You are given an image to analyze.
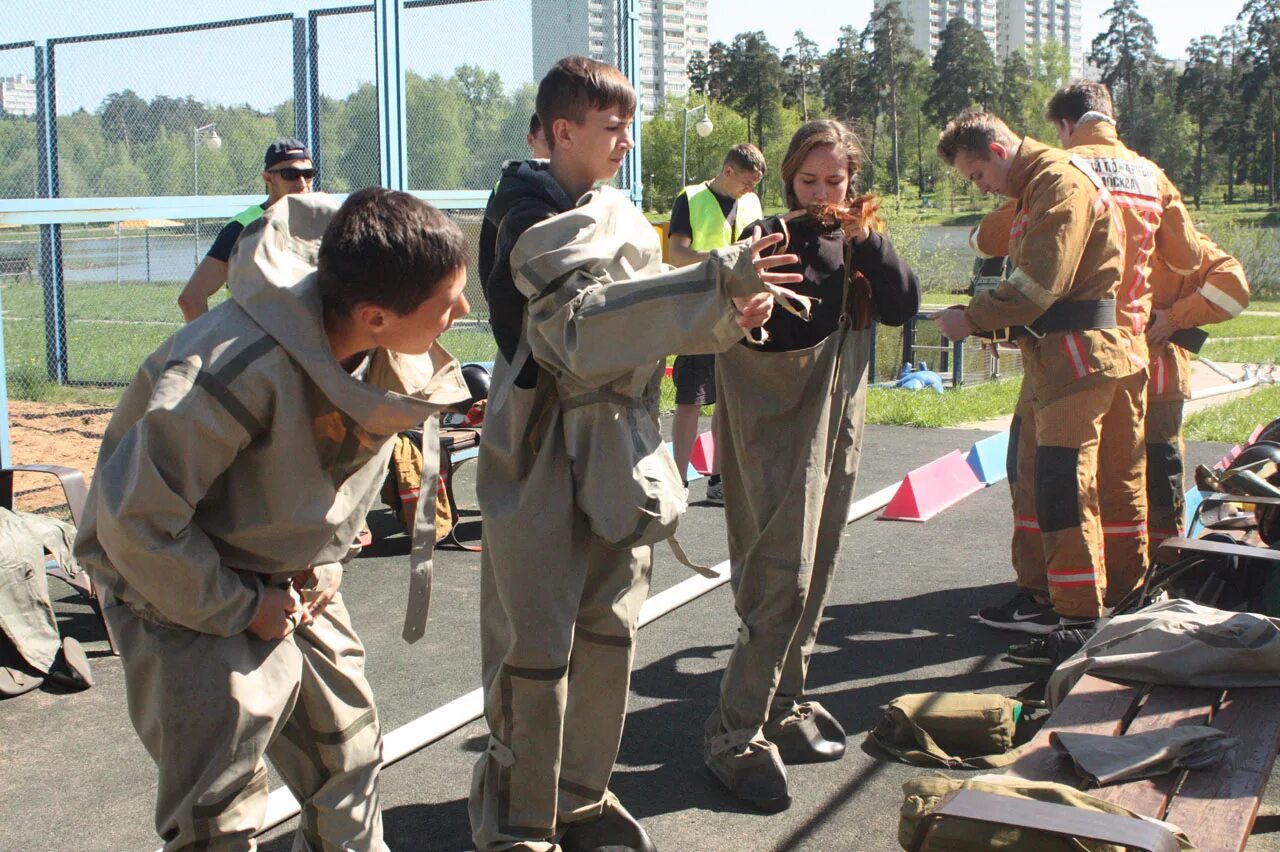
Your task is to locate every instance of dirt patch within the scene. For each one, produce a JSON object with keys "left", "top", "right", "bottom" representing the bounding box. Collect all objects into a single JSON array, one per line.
[{"left": 7, "top": 400, "right": 111, "bottom": 512}]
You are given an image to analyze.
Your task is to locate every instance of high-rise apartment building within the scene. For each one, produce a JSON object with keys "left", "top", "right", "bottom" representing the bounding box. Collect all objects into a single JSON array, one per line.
[
  {"left": 531, "top": 0, "right": 709, "bottom": 115},
  {"left": 998, "top": 0, "right": 1084, "bottom": 79},
  {"left": 0, "top": 74, "right": 36, "bottom": 117},
  {"left": 895, "top": 0, "right": 1000, "bottom": 58},
  {"left": 881, "top": 0, "right": 1083, "bottom": 81}
]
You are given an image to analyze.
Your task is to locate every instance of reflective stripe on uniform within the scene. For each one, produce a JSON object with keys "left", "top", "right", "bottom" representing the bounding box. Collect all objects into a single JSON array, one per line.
[
  {"left": 1201, "top": 282, "right": 1248, "bottom": 317},
  {"left": 1048, "top": 567, "right": 1099, "bottom": 587},
  {"left": 1007, "top": 267, "right": 1057, "bottom": 310}
]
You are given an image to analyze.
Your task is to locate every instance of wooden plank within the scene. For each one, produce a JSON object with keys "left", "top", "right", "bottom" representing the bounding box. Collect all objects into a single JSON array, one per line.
[
  {"left": 1008, "top": 676, "right": 1143, "bottom": 783},
  {"left": 1165, "top": 687, "right": 1280, "bottom": 852},
  {"left": 1088, "top": 686, "right": 1220, "bottom": 818}
]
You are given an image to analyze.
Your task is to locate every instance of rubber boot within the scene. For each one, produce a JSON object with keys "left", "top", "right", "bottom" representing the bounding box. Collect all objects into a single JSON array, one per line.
[
  {"left": 763, "top": 701, "right": 845, "bottom": 764},
  {"left": 559, "top": 794, "right": 656, "bottom": 852},
  {"left": 703, "top": 713, "right": 791, "bottom": 813}
]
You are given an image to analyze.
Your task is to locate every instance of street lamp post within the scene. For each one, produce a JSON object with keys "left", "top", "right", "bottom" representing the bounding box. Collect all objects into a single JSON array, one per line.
[
  {"left": 192, "top": 122, "right": 222, "bottom": 264},
  {"left": 680, "top": 104, "right": 714, "bottom": 188}
]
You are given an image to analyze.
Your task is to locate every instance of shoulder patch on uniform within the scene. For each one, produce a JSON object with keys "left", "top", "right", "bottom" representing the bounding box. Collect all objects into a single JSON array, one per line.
[{"left": 1083, "top": 156, "right": 1159, "bottom": 199}]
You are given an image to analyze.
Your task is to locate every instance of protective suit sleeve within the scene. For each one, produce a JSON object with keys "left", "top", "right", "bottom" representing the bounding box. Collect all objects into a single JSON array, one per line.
[
  {"left": 852, "top": 231, "right": 920, "bottom": 327},
  {"left": 1154, "top": 177, "right": 1203, "bottom": 276},
  {"left": 971, "top": 200, "right": 1015, "bottom": 258},
  {"left": 93, "top": 360, "right": 270, "bottom": 636},
  {"left": 966, "top": 172, "right": 1089, "bottom": 333},
  {"left": 1167, "top": 251, "right": 1250, "bottom": 329},
  {"left": 524, "top": 243, "right": 760, "bottom": 388}
]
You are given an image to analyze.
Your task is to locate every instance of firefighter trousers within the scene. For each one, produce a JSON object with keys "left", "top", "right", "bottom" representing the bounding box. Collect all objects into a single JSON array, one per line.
[
  {"left": 108, "top": 594, "right": 385, "bottom": 852},
  {"left": 1008, "top": 370, "right": 1149, "bottom": 617},
  {"left": 1146, "top": 398, "right": 1186, "bottom": 558}
]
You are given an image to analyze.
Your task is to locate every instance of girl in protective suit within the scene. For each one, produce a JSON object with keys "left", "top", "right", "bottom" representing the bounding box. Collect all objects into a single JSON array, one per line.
[{"left": 704, "top": 119, "right": 920, "bottom": 812}]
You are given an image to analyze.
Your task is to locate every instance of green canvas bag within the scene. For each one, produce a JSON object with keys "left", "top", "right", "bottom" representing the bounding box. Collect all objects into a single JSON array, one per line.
[{"left": 869, "top": 692, "right": 1026, "bottom": 769}]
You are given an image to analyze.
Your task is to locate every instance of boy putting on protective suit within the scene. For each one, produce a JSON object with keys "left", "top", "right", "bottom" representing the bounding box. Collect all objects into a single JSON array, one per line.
[
  {"left": 933, "top": 111, "right": 1135, "bottom": 664},
  {"left": 471, "top": 55, "right": 801, "bottom": 852},
  {"left": 703, "top": 119, "right": 920, "bottom": 812},
  {"left": 75, "top": 187, "right": 472, "bottom": 851}
]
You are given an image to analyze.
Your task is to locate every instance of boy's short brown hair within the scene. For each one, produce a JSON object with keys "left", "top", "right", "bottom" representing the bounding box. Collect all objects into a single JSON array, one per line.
[
  {"left": 724, "top": 143, "right": 767, "bottom": 175},
  {"left": 318, "top": 187, "right": 468, "bottom": 319},
  {"left": 1045, "top": 81, "right": 1115, "bottom": 124},
  {"left": 936, "top": 111, "right": 1019, "bottom": 165},
  {"left": 535, "top": 56, "right": 636, "bottom": 149}
]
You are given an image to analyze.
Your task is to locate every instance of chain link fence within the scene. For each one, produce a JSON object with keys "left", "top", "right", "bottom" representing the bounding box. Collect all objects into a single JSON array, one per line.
[{"left": 0, "top": 0, "right": 642, "bottom": 405}]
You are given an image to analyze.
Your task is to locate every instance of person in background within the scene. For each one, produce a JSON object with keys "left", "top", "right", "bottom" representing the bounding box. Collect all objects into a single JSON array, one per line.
[
  {"left": 667, "top": 143, "right": 766, "bottom": 503},
  {"left": 178, "top": 137, "right": 315, "bottom": 322}
]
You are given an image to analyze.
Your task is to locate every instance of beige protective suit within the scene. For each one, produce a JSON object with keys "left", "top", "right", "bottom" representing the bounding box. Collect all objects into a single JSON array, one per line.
[
  {"left": 470, "top": 185, "right": 769, "bottom": 851},
  {"left": 74, "top": 193, "right": 469, "bottom": 851},
  {"left": 713, "top": 312, "right": 871, "bottom": 738}
]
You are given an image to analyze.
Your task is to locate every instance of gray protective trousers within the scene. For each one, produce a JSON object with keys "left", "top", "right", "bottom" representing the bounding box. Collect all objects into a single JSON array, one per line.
[
  {"left": 468, "top": 369, "right": 653, "bottom": 852},
  {"left": 713, "top": 325, "right": 871, "bottom": 736},
  {"left": 108, "top": 588, "right": 384, "bottom": 852}
]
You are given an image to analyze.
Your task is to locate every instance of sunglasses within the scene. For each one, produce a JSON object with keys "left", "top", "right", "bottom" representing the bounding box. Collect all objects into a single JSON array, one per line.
[{"left": 268, "top": 166, "right": 316, "bottom": 181}]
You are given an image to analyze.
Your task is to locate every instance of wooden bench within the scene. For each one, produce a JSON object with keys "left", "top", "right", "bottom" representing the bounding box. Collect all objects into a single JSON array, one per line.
[
  {"left": 912, "top": 533, "right": 1280, "bottom": 851},
  {"left": 911, "top": 675, "right": 1280, "bottom": 851}
]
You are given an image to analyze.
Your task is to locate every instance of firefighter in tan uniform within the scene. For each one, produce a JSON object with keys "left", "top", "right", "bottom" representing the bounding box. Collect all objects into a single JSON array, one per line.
[
  {"left": 934, "top": 111, "right": 1135, "bottom": 654},
  {"left": 74, "top": 189, "right": 474, "bottom": 851},
  {"left": 971, "top": 83, "right": 1204, "bottom": 636},
  {"left": 1146, "top": 235, "right": 1250, "bottom": 551}
]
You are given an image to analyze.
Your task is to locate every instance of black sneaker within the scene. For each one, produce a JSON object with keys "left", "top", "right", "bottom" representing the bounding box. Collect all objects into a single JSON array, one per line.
[
  {"left": 1006, "top": 619, "right": 1095, "bottom": 667},
  {"left": 974, "top": 592, "right": 1057, "bottom": 635}
]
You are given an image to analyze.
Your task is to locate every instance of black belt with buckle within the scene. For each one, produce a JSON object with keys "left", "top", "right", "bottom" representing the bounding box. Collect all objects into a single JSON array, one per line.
[{"left": 978, "top": 299, "right": 1116, "bottom": 343}]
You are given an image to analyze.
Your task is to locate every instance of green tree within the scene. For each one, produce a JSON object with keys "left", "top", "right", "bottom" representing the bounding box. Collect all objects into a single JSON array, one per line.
[
  {"left": 1089, "top": 0, "right": 1159, "bottom": 144},
  {"left": 719, "top": 32, "right": 785, "bottom": 150},
  {"left": 406, "top": 73, "right": 469, "bottom": 190},
  {"left": 994, "top": 51, "right": 1035, "bottom": 134},
  {"left": 1180, "top": 35, "right": 1227, "bottom": 207},
  {"left": 1238, "top": 0, "right": 1280, "bottom": 202},
  {"left": 782, "top": 30, "right": 821, "bottom": 121},
  {"left": 640, "top": 98, "right": 749, "bottom": 212},
  {"left": 97, "top": 90, "right": 148, "bottom": 152},
  {"left": 925, "top": 17, "right": 998, "bottom": 127},
  {"left": 1213, "top": 25, "right": 1253, "bottom": 201},
  {"left": 866, "top": 0, "right": 921, "bottom": 195}
]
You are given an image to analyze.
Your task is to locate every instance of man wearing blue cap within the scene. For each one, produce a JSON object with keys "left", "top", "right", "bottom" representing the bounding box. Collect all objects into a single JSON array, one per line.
[{"left": 178, "top": 137, "right": 315, "bottom": 321}]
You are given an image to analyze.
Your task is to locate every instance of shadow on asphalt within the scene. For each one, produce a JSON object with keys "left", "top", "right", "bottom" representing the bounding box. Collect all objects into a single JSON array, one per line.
[{"left": 609, "top": 583, "right": 1035, "bottom": 824}]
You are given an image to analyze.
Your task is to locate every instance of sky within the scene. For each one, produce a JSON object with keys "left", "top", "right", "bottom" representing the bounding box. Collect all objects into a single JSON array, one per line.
[{"left": 0, "top": 0, "right": 1250, "bottom": 115}]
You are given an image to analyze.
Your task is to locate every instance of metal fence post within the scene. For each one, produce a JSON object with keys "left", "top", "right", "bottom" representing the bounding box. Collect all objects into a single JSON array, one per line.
[
  {"left": 952, "top": 337, "right": 964, "bottom": 387},
  {"left": 374, "top": 0, "right": 408, "bottom": 191},
  {"left": 34, "top": 44, "right": 67, "bottom": 385},
  {"left": 618, "top": 0, "right": 642, "bottom": 207}
]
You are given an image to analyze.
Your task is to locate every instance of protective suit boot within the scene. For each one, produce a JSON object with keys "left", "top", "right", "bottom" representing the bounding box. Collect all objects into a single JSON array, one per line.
[
  {"left": 558, "top": 795, "right": 656, "bottom": 852},
  {"left": 763, "top": 701, "right": 846, "bottom": 764},
  {"left": 703, "top": 713, "right": 791, "bottom": 813}
]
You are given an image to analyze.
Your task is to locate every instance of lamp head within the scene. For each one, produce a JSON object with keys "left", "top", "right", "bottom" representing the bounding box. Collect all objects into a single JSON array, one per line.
[
  {"left": 205, "top": 130, "right": 223, "bottom": 151},
  {"left": 695, "top": 115, "right": 714, "bottom": 138}
]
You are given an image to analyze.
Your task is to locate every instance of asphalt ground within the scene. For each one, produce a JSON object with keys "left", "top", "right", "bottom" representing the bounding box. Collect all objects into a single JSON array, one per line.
[{"left": 5, "top": 424, "right": 1280, "bottom": 852}]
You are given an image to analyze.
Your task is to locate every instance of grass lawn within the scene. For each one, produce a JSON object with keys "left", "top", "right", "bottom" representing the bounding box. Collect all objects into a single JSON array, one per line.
[
  {"left": 866, "top": 375, "right": 1021, "bottom": 427},
  {"left": 1184, "top": 385, "right": 1280, "bottom": 443}
]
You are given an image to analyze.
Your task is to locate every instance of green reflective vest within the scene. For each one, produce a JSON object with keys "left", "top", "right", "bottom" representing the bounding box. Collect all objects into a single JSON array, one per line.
[
  {"left": 230, "top": 203, "right": 266, "bottom": 229},
  {"left": 680, "top": 183, "right": 762, "bottom": 251}
]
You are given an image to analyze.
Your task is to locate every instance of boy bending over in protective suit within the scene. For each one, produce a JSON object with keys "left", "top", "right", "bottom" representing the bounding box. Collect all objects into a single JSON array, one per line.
[
  {"left": 470, "top": 55, "right": 802, "bottom": 852},
  {"left": 75, "top": 188, "right": 473, "bottom": 851}
]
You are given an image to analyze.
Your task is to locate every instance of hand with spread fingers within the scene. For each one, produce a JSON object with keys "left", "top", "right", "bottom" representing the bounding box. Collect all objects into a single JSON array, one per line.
[
  {"left": 735, "top": 226, "right": 805, "bottom": 329},
  {"left": 247, "top": 585, "right": 303, "bottom": 640}
]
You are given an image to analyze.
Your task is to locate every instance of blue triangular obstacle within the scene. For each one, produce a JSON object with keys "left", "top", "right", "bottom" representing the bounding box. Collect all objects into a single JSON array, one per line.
[
  {"left": 966, "top": 430, "right": 1010, "bottom": 486},
  {"left": 664, "top": 441, "right": 703, "bottom": 482}
]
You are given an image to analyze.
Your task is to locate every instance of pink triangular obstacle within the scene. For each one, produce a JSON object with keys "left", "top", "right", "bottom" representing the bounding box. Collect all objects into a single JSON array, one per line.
[
  {"left": 880, "top": 450, "right": 984, "bottom": 522},
  {"left": 689, "top": 430, "right": 716, "bottom": 476}
]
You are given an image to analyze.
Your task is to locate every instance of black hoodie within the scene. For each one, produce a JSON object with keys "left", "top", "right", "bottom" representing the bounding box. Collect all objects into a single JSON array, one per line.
[{"left": 479, "top": 159, "right": 576, "bottom": 388}]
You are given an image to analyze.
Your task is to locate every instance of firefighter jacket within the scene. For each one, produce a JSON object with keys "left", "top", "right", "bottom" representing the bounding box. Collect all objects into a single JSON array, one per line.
[
  {"left": 74, "top": 193, "right": 469, "bottom": 639},
  {"left": 1066, "top": 116, "right": 1202, "bottom": 351},
  {"left": 1149, "top": 235, "right": 1250, "bottom": 400},
  {"left": 965, "top": 137, "right": 1136, "bottom": 404}
]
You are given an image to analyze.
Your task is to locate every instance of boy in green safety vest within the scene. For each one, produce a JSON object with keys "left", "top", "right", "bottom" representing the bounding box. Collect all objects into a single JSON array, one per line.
[
  {"left": 178, "top": 138, "right": 315, "bottom": 322},
  {"left": 667, "top": 143, "right": 766, "bottom": 502}
]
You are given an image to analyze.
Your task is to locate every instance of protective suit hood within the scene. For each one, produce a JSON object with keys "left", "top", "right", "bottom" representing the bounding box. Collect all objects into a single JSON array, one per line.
[{"left": 228, "top": 191, "right": 470, "bottom": 436}]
